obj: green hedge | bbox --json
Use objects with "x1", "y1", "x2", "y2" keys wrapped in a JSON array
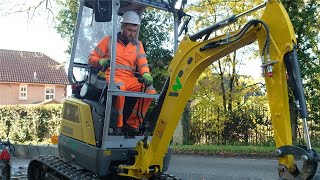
[{"x1": 0, "y1": 104, "x2": 62, "y2": 144}]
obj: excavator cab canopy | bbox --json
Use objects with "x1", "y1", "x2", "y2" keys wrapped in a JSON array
[
  {"x1": 84, "y1": 0, "x2": 112, "y2": 22},
  {"x1": 84, "y1": 0, "x2": 174, "y2": 22},
  {"x1": 68, "y1": 0, "x2": 185, "y2": 84},
  {"x1": 66, "y1": 0, "x2": 188, "y2": 150}
]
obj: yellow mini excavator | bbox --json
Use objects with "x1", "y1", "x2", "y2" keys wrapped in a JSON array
[{"x1": 27, "y1": 0, "x2": 319, "y2": 179}]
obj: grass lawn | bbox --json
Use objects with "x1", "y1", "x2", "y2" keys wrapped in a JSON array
[{"x1": 172, "y1": 144, "x2": 320, "y2": 158}]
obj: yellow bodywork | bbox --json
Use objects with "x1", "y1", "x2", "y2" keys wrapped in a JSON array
[
  {"x1": 60, "y1": 97, "x2": 96, "y2": 146},
  {"x1": 119, "y1": 0, "x2": 298, "y2": 178}
]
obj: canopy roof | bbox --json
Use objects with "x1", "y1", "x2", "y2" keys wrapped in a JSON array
[{"x1": 84, "y1": 0, "x2": 174, "y2": 13}]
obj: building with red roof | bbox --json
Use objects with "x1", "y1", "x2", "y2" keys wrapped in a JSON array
[{"x1": 0, "y1": 49, "x2": 69, "y2": 105}]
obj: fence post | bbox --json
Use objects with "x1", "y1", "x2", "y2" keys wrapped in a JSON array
[{"x1": 182, "y1": 100, "x2": 191, "y2": 144}]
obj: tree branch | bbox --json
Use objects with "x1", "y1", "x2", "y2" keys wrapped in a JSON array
[
  {"x1": 1, "y1": 0, "x2": 56, "y2": 23},
  {"x1": 198, "y1": 81, "x2": 215, "y2": 103}
]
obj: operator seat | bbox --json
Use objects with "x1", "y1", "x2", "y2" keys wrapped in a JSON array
[
  {"x1": 76, "y1": 68, "x2": 117, "y2": 147},
  {"x1": 77, "y1": 67, "x2": 140, "y2": 146}
]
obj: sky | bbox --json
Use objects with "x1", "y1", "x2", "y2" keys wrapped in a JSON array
[{"x1": 0, "y1": 2, "x2": 69, "y2": 64}]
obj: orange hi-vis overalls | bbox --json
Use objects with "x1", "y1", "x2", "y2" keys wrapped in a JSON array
[{"x1": 88, "y1": 34, "x2": 156, "y2": 129}]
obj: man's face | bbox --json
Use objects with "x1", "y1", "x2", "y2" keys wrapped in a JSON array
[{"x1": 121, "y1": 24, "x2": 138, "y2": 42}]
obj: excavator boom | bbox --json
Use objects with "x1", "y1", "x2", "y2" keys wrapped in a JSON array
[{"x1": 119, "y1": 1, "x2": 318, "y2": 179}]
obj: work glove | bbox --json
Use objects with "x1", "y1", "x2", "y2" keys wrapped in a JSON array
[
  {"x1": 142, "y1": 73, "x2": 153, "y2": 86},
  {"x1": 98, "y1": 58, "x2": 110, "y2": 68},
  {"x1": 97, "y1": 70, "x2": 106, "y2": 79}
]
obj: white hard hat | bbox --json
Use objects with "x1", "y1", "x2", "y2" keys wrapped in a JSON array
[{"x1": 121, "y1": 11, "x2": 140, "y2": 25}]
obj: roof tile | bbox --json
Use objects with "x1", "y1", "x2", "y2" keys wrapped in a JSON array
[{"x1": 0, "y1": 49, "x2": 69, "y2": 85}]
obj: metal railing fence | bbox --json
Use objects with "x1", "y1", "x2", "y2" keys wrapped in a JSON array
[{"x1": 185, "y1": 106, "x2": 320, "y2": 146}]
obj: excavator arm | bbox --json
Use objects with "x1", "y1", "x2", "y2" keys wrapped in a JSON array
[{"x1": 119, "y1": 0, "x2": 318, "y2": 179}]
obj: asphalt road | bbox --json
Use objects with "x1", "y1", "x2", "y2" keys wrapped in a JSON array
[
  {"x1": 167, "y1": 154, "x2": 279, "y2": 180},
  {"x1": 9, "y1": 155, "x2": 320, "y2": 180}
]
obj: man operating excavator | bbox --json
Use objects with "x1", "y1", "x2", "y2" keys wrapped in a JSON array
[{"x1": 88, "y1": 11, "x2": 156, "y2": 133}]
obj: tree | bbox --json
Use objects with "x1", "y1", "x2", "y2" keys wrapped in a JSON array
[
  {"x1": 191, "y1": 66, "x2": 268, "y2": 144},
  {"x1": 187, "y1": 0, "x2": 264, "y2": 112},
  {"x1": 55, "y1": 0, "x2": 79, "y2": 54},
  {"x1": 281, "y1": 0, "x2": 320, "y2": 143},
  {"x1": 187, "y1": 0, "x2": 266, "y2": 143},
  {"x1": 139, "y1": 9, "x2": 173, "y2": 90},
  {"x1": 55, "y1": 0, "x2": 78, "y2": 54},
  {"x1": 0, "y1": 0, "x2": 58, "y2": 25}
]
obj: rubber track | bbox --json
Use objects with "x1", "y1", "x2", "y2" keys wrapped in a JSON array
[
  {"x1": 32, "y1": 155, "x2": 181, "y2": 180},
  {"x1": 31, "y1": 155, "x2": 99, "y2": 180}
]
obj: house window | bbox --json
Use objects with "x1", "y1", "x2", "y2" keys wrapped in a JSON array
[
  {"x1": 19, "y1": 85, "x2": 27, "y2": 99},
  {"x1": 45, "y1": 87, "x2": 55, "y2": 100}
]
